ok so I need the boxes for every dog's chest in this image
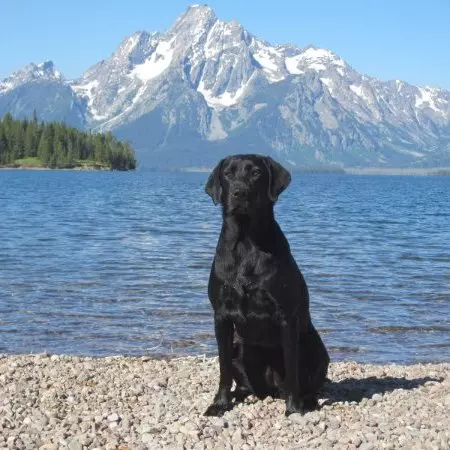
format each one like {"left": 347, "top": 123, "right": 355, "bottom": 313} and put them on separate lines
{"left": 216, "top": 241, "right": 276, "bottom": 292}
{"left": 228, "top": 289, "right": 281, "bottom": 345}
{"left": 215, "top": 244, "right": 282, "bottom": 342}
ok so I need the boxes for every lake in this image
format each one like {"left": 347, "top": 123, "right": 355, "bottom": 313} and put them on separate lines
{"left": 0, "top": 169, "right": 449, "bottom": 364}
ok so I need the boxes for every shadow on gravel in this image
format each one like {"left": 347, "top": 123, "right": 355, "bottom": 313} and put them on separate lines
{"left": 321, "top": 375, "right": 443, "bottom": 405}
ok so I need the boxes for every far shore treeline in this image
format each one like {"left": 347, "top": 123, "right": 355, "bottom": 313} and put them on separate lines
{"left": 0, "top": 112, "right": 136, "bottom": 170}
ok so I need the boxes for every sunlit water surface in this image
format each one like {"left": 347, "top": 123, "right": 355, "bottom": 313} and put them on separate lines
{"left": 0, "top": 170, "right": 449, "bottom": 364}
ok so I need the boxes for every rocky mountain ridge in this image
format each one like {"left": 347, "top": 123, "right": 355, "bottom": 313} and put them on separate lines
{"left": 1, "top": 4, "right": 449, "bottom": 168}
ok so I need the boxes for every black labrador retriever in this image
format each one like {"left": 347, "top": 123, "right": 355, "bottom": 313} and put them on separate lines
{"left": 204, "top": 154, "right": 329, "bottom": 417}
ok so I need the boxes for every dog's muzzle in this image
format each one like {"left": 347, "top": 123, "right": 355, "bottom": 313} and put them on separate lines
{"left": 231, "top": 187, "right": 249, "bottom": 201}
{"left": 229, "top": 187, "right": 251, "bottom": 214}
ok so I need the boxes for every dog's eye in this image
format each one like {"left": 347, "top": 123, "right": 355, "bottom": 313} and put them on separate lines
{"left": 223, "top": 169, "right": 234, "bottom": 178}
{"left": 252, "top": 168, "right": 262, "bottom": 177}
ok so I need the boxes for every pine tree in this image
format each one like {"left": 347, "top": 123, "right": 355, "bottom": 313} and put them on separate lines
{"left": 66, "top": 146, "right": 75, "bottom": 168}
{"left": 54, "top": 139, "right": 66, "bottom": 168}
{"left": 0, "top": 122, "right": 7, "bottom": 164}
{"left": 11, "top": 120, "right": 25, "bottom": 160}
{"left": 48, "top": 152, "right": 58, "bottom": 169}
{"left": 2, "top": 113, "right": 13, "bottom": 135}
{"left": 0, "top": 132, "right": 4, "bottom": 164}
{"left": 24, "top": 121, "right": 39, "bottom": 157}
{"left": 38, "top": 126, "right": 53, "bottom": 164}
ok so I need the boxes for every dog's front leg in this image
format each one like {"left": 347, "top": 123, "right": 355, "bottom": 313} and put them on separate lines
{"left": 281, "top": 318, "right": 304, "bottom": 416}
{"left": 204, "top": 315, "right": 234, "bottom": 416}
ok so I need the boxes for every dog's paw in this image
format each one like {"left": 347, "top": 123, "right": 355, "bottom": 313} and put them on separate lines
{"left": 284, "top": 396, "right": 319, "bottom": 416}
{"left": 204, "top": 402, "right": 231, "bottom": 417}
{"left": 285, "top": 404, "right": 305, "bottom": 417}
{"left": 233, "top": 386, "right": 251, "bottom": 402}
{"left": 303, "top": 396, "right": 319, "bottom": 412}
{"left": 285, "top": 403, "right": 304, "bottom": 416}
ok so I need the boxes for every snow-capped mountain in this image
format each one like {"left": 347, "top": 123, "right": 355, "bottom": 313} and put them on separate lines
{"left": 0, "top": 61, "right": 63, "bottom": 92}
{"left": 0, "top": 61, "right": 87, "bottom": 128}
{"left": 1, "top": 4, "right": 450, "bottom": 168}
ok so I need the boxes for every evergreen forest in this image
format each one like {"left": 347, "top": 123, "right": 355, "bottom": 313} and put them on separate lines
{"left": 0, "top": 113, "right": 136, "bottom": 170}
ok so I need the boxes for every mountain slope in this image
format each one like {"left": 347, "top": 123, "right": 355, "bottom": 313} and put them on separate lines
{"left": 1, "top": 5, "right": 449, "bottom": 168}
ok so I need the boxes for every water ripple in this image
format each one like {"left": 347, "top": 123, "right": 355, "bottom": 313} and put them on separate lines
{"left": 0, "top": 170, "right": 449, "bottom": 363}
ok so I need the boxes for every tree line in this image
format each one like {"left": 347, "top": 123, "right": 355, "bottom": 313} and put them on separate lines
{"left": 0, "top": 112, "right": 137, "bottom": 170}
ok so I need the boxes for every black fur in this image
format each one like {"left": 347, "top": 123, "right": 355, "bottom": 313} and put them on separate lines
{"left": 204, "top": 154, "right": 330, "bottom": 417}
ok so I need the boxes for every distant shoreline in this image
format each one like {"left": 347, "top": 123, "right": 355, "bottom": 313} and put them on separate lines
{"left": 0, "top": 165, "right": 125, "bottom": 171}
{"left": 179, "top": 166, "right": 450, "bottom": 176}
{"left": 344, "top": 167, "right": 450, "bottom": 176}
{"left": 2, "top": 165, "right": 450, "bottom": 175}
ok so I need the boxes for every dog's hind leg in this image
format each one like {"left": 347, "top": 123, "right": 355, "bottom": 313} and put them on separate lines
{"left": 229, "top": 335, "right": 280, "bottom": 401}
{"left": 297, "top": 324, "right": 330, "bottom": 411}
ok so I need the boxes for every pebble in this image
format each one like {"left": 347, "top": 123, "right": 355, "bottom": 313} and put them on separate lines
{"left": 0, "top": 354, "right": 448, "bottom": 449}
{"left": 67, "top": 438, "right": 83, "bottom": 450}
{"left": 39, "top": 445, "right": 57, "bottom": 450}
{"left": 288, "top": 413, "right": 305, "bottom": 424}
{"left": 107, "top": 412, "right": 120, "bottom": 422}
{"left": 360, "top": 443, "right": 375, "bottom": 450}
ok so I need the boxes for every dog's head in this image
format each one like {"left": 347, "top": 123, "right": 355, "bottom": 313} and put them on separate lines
{"left": 205, "top": 154, "right": 291, "bottom": 216}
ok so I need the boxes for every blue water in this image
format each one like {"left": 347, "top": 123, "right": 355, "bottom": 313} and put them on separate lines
{"left": 0, "top": 169, "right": 449, "bottom": 364}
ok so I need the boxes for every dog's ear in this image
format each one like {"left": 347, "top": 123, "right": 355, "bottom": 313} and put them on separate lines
{"left": 264, "top": 156, "right": 291, "bottom": 202}
{"left": 205, "top": 159, "right": 225, "bottom": 205}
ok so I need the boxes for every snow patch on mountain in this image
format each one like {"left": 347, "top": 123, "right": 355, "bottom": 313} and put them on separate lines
{"left": 0, "top": 80, "right": 14, "bottom": 94}
{"left": 291, "top": 47, "right": 347, "bottom": 73}
{"left": 207, "top": 110, "right": 228, "bottom": 140}
{"left": 309, "top": 62, "right": 326, "bottom": 71}
{"left": 301, "top": 48, "right": 345, "bottom": 66}
{"left": 350, "top": 84, "right": 371, "bottom": 103}
{"left": 320, "top": 77, "right": 334, "bottom": 94}
{"left": 198, "top": 77, "right": 249, "bottom": 108}
{"left": 396, "top": 147, "right": 426, "bottom": 158}
{"left": 415, "top": 87, "right": 444, "bottom": 114}
{"left": 252, "top": 42, "right": 285, "bottom": 82}
{"left": 254, "top": 103, "right": 267, "bottom": 111}
{"left": 72, "top": 80, "right": 108, "bottom": 121}
{"left": 72, "top": 80, "right": 98, "bottom": 101}
{"left": 131, "top": 39, "right": 175, "bottom": 82}
{"left": 99, "top": 85, "right": 147, "bottom": 129}
{"left": 285, "top": 55, "right": 305, "bottom": 75}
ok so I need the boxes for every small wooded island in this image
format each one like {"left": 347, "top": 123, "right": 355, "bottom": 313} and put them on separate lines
{"left": 0, "top": 113, "right": 136, "bottom": 170}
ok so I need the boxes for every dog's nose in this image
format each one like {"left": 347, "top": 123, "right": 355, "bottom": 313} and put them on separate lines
{"left": 232, "top": 188, "right": 248, "bottom": 200}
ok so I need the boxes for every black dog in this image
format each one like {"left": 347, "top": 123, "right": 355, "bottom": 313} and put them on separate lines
{"left": 204, "top": 154, "right": 329, "bottom": 417}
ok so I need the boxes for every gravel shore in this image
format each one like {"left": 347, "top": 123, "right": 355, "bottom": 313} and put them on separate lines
{"left": 0, "top": 354, "right": 448, "bottom": 449}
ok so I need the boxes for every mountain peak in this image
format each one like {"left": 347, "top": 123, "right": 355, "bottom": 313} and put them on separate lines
{"left": 177, "top": 3, "right": 216, "bottom": 22}
{"left": 112, "top": 30, "right": 159, "bottom": 64}
{"left": 0, "top": 60, "right": 63, "bottom": 93}
{"left": 37, "top": 60, "right": 54, "bottom": 69}
{"left": 170, "top": 4, "right": 217, "bottom": 37}
{"left": 186, "top": 4, "right": 215, "bottom": 15}
{"left": 36, "top": 60, "right": 62, "bottom": 78}
{"left": 118, "top": 31, "right": 152, "bottom": 50}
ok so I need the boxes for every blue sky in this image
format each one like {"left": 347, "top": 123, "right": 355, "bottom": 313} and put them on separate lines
{"left": 1, "top": 0, "right": 449, "bottom": 89}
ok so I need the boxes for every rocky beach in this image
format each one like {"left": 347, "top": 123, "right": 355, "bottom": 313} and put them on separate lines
{"left": 0, "top": 354, "right": 448, "bottom": 449}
